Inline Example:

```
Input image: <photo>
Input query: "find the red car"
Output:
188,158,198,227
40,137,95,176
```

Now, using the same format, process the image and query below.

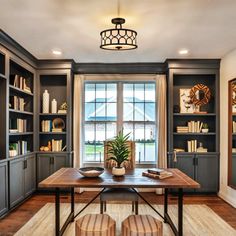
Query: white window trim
82,75,157,167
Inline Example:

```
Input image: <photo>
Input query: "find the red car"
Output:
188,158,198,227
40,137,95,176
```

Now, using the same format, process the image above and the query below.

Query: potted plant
201,123,209,133
106,130,130,176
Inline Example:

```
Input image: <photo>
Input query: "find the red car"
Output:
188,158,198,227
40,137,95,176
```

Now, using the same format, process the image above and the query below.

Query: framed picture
179,88,199,113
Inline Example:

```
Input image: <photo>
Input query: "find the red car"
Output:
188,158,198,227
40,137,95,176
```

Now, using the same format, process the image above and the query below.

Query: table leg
55,187,60,236
71,187,74,222
178,188,183,236
164,188,168,223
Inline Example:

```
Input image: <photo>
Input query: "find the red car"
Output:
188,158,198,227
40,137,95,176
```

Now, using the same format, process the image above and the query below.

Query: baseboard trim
218,191,236,208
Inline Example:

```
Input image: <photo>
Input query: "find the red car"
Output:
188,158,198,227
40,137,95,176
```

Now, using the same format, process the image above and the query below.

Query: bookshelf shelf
39,113,67,116
173,132,216,135
9,85,33,96
9,132,33,136
173,113,216,116
8,152,34,160
9,109,33,116
39,132,66,135
0,73,6,80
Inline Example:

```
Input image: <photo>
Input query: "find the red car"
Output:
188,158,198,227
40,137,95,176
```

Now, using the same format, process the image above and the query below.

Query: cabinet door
0,161,8,216
175,154,195,179
9,157,25,208
53,154,69,172
195,154,219,193
24,155,36,197
37,155,53,184
174,154,195,192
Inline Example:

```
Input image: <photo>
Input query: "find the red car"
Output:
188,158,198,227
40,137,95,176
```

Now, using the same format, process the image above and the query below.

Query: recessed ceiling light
178,49,189,55
52,50,62,55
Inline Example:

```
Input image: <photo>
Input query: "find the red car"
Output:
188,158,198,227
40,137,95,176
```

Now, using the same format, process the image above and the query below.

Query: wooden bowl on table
78,167,104,177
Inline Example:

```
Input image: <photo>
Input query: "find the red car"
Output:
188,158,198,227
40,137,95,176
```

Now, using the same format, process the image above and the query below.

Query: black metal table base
54,187,183,236
55,188,105,236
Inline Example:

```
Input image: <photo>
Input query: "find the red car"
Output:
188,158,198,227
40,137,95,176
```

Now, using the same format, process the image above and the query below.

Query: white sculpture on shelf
42,90,50,113
51,98,57,113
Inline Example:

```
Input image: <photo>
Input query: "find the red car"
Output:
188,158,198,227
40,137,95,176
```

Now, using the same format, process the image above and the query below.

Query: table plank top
39,168,200,189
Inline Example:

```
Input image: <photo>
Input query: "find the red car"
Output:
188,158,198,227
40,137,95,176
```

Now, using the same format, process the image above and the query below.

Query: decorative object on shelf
106,130,130,176
173,105,180,113
52,118,65,132
197,142,208,153
100,0,137,50
201,123,209,133
51,99,57,113
231,83,236,112
78,167,104,177
179,88,199,113
39,141,52,152
58,102,67,114
190,84,211,113
42,90,50,113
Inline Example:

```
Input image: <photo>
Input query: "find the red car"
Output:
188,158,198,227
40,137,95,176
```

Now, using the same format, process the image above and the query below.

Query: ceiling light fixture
52,50,62,55
100,0,137,50
179,49,189,55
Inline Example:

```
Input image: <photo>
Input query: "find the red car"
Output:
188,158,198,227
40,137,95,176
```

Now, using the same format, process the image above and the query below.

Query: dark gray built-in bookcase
36,70,73,189
167,61,220,193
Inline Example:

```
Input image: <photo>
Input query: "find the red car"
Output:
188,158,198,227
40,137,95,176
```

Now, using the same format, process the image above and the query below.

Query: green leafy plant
106,130,130,168
202,123,208,129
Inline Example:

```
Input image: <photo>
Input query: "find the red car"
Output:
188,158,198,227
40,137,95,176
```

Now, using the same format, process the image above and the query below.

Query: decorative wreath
190,84,211,106
232,84,236,105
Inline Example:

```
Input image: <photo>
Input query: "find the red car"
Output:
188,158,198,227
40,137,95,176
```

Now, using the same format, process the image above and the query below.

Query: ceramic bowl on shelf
78,167,104,177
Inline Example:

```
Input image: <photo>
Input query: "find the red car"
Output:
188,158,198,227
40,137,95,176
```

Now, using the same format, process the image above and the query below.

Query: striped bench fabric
122,215,163,236
75,214,116,236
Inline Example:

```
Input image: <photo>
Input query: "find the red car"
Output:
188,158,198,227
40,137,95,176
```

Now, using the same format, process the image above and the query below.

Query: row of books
176,121,204,133
232,121,236,133
10,74,32,93
52,139,63,152
187,140,198,152
41,120,63,132
9,118,27,133
10,96,25,111
142,168,173,180
9,141,28,157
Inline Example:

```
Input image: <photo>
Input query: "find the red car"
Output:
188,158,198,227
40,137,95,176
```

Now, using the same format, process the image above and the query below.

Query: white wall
219,48,236,207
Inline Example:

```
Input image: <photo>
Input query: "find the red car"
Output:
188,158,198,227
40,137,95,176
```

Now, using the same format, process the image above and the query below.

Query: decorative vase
42,90,50,113
51,99,57,113
112,167,125,176
201,128,209,133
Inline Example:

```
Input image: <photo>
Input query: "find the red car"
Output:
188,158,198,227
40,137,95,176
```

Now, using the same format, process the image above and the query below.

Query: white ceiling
1,0,236,63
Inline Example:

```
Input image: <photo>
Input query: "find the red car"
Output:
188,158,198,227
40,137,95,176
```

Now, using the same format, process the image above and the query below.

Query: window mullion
117,82,123,133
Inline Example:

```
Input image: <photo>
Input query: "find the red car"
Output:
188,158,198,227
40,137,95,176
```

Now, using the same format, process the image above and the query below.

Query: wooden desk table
39,168,200,236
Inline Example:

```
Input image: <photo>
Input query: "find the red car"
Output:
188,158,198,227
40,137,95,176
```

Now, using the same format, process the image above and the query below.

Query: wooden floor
0,192,236,236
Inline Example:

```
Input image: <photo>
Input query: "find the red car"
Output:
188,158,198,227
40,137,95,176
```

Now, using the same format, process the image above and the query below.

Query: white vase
112,167,125,176
201,129,209,133
51,99,57,113
42,90,50,113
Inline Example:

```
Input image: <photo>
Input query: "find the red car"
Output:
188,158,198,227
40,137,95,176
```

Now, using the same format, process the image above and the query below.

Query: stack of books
187,140,197,152
52,139,63,152
142,168,173,180
188,121,203,133
9,118,27,133
233,121,236,133
9,96,25,111
176,126,189,133
10,74,32,93
41,120,52,132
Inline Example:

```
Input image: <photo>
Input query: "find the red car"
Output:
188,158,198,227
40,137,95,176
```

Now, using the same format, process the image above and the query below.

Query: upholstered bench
75,214,116,236
122,215,163,236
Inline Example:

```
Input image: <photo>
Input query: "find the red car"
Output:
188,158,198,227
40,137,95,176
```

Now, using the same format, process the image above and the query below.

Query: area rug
15,203,236,236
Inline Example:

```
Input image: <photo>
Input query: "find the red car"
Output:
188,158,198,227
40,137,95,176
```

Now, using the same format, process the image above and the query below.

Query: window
83,82,156,163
